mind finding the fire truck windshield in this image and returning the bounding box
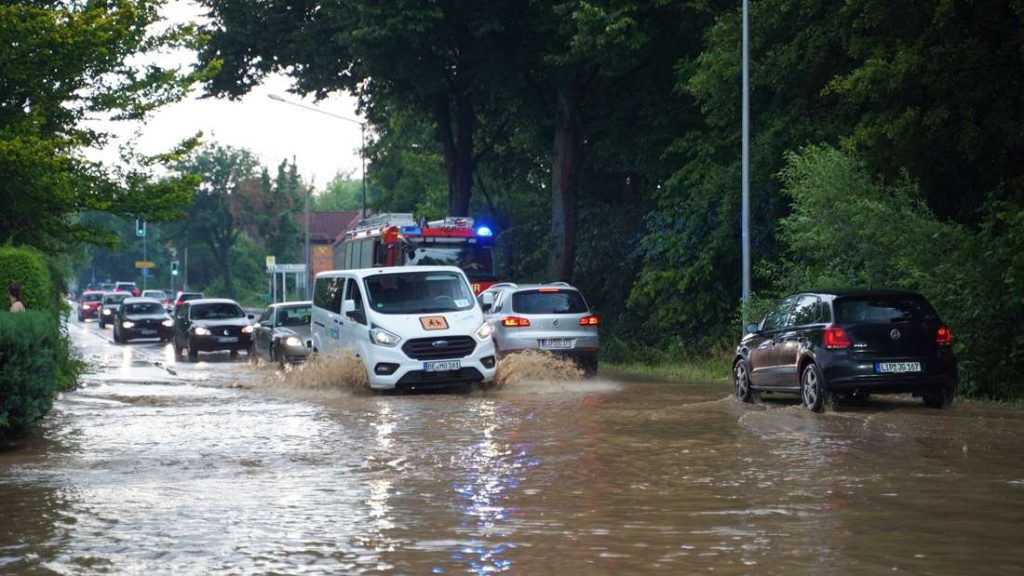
[405,243,495,280]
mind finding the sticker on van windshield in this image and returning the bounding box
[454,299,469,307]
[420,316,449,330]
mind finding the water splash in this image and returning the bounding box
[492,351,582,388]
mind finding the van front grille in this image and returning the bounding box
[402,336,477,360]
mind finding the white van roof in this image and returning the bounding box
[315,266,466,280]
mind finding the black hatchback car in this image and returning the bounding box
[733,290,957,411]
[113,297,173,343]
[173,298,254,362]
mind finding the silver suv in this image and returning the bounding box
[479,282,600,375]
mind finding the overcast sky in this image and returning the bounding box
[89,1,365,191]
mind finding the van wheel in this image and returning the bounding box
[801,362,829,412]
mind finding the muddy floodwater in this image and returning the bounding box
[2,321,1023,575]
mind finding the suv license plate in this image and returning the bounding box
[424,360,461,372]
[876,362,922,374]
[540,338,574,350]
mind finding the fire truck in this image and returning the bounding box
[332,213,499,294]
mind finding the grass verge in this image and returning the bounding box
[603,353,733,384]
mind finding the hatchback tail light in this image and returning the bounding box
[824,326,852,349]
[501,316,531,328]
[579,315,600,326]
[936,326,952,345]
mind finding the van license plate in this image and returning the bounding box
[424,360,461,372]
[875,362,922,374]
[540,338,574,350]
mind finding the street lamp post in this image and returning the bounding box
[741,0,751,328]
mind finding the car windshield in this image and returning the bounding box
[404,242,496,280]
[179,293,202,301]
[365,271,475,314]
[276,306,311,326]
[103,293,128,304]
[834,295,940,323]
[512,289,589,314]
[83,293,103,302]
[142,291,165,298]
[191,303,244,320]
[124,302,165,315]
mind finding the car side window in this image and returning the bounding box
[259,308,273,325]
[345,278,366,324]
[789,295,821,327]
[493,292,505,313]
[762,296,796,332]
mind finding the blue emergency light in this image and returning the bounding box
[476,226,493,237]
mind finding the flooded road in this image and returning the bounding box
[2,320,1023,574]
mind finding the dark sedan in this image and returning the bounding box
[113,298,173,343]
[98,292,130,329]
[250,301,312,367]
[173,298,254,362]
[733,289,957,411]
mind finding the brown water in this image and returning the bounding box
[1,321,1023,574]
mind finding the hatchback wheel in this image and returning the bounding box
[187,338,198,362]
[801,363,829,412]
[733,359,754,403]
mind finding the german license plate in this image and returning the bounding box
[217,336,239,343]
[876,362,922,374]
[423,360,460,372]
[140,329,157,335]
[540,338,574,350]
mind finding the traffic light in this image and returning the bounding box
[135,219,146,237]
[171,260,179,276]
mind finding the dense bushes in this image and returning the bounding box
[0,246,79,437]
[773,146,1024,399]
[0,311,62,435]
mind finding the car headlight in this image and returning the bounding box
[475,321,493,340]
[122,321,135,329]
[162,319,173,327]
[369,324,401,347]
[194,326,211,336]
[284,336,302,347]
[102,309,111,315]
[242,325,254,334]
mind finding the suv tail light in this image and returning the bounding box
[824,326,852,349]
[579,315,600,326]
[501,316,531,328]
[936,326,952,345]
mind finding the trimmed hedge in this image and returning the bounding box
[0,311,61,436]
[0,245,56,316]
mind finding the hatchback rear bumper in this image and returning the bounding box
[822,352,957,393]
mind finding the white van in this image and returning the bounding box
[311,266,497,390]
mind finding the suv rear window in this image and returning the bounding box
[834,294,939,324]
[512,289,588,315]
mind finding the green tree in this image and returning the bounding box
[0,0,207,252]
[314,173,363,212]
[174,145,261,299]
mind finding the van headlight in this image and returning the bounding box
[475,321,493,340]
[194,326,211,336]
[369,324,401,347]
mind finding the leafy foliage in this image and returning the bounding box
[0,312,62,437]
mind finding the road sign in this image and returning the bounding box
[135,261,155,269]
[266,255,276,271]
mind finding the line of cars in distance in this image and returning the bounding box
[75,271,958,410]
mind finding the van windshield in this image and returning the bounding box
[365,271,476,314]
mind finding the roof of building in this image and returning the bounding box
[305,211,362,244]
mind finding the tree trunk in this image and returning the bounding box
[435,90,475,217]
[549,80,583,282]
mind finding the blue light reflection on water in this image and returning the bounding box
[446,401,538,574]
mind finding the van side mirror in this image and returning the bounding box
[745,322,760,335]
[342,299,356,314]
[343,299,366,324]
